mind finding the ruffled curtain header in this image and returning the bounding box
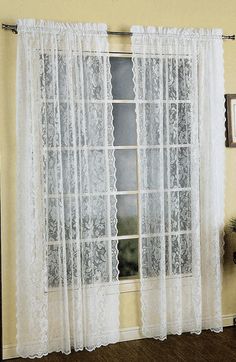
[131,25,223,39]
[17,20,223,38]
[16,19,109,53]
[17,19,108,35]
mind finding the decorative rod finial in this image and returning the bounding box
[2,24,18,34]
[223,34,235,40]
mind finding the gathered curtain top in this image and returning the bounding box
[17,19,108,35]
[131,25,223,39]
[17,20,223,40]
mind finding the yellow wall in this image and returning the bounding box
[1,0,236,350]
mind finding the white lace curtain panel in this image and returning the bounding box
[16,19,120,358]
[16,20,225,358]
[131,26,224,338]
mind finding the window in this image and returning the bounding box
[111,55,193,280]
[42,52,119,289]
[110,56,139,279]
[44,53,193,287]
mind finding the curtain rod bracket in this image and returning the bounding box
[2,24,235,40]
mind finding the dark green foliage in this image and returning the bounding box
[118,239,139,278]
[117,216,138,236]
[227,217,236,233]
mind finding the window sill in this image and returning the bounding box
[119,278,140,293]
[119,274,193,293]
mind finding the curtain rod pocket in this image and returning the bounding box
[1,23,236,40]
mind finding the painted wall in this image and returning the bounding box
[1,0,236,352]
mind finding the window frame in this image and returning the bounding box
[45,50,194,293]
[110,53,140,280]
[109,52,193,288]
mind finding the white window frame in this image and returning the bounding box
[46,50,193,294]
[110,51,193,294]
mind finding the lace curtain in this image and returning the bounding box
[16,19,225,358]
[131,26,224,339]
[16,20,119,358]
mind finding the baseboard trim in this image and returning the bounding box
[3,344,18,360]
[222,313,235,327]
[3,314,235,360]
[119,326,142,342]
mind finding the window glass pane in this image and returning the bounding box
[142,236,169,278]
[178,103,191,144]
[171,234,192,275]
[135,57,161,100]
[48,240,113,288]
[118,239,139,278]
[138,103,161,145]
[169,147,191,189]
[117,195,138,235]
[168,58,177,100]
[169,191,191,232]
[110,57,135,100]
[140,148,161,190]
[113,103,137,146]
[140,193,162,235]
[115,150,137,191]
[167,103,191,146]
[178,58,192,100]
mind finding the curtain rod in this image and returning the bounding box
[2,24,236,40]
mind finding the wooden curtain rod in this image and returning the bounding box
[2,23,236,40]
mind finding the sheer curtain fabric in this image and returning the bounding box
[16,19,225,358]
[131,26,224,339]
[16,19,119,358]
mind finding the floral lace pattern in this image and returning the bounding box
[132,25,224,339]
[15,20,225,356]
[16,20,119,358]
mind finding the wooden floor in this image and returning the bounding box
[12,327,236,361]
